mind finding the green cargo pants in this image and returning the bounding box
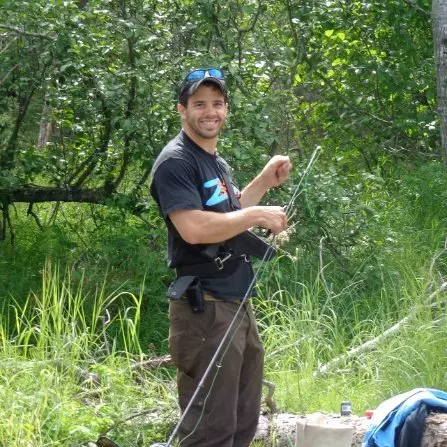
[168,296,264,447]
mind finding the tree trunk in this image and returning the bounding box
[37,104,55,149]
[433,0,447,165]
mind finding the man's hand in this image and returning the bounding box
[240,155,292,208]
[259,155,292,189]
[256,205,287,235]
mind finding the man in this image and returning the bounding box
[150,67,291,447]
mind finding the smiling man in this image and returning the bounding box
[150,68,291,447]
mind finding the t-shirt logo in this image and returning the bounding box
[204,178,228,206]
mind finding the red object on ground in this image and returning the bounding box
[364,410,374,419]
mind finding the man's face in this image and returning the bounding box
[178,84,228,141]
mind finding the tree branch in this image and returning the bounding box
[0,204,5,241]
[0,36,18,55]
[47,202,61,226]
[66,148,102,184]
[2,88,38,169]
[0,186,146,215]
[232,0,264,34]
[210,5,229,54]
[404,0,431,16]
[0,64,19,87]
[27,203,44,230]
[0,203,14,244]
[0,187,110,205]
[72,98,113,189]
[314,282,447,377]
[113,35,137,189]
[135,168,152,191]
[319,236,332,296]
[0,24,55,40]
[1,57,52,169]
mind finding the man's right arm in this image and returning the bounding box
[152,156,287,245]
[169,206,287,245]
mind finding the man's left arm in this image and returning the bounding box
[239,155,292,208]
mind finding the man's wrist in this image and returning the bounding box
[241,206,266,228]
[253,172,271,192]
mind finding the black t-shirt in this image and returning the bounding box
[150,131,254,299]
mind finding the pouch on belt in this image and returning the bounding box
[167,276,204,313]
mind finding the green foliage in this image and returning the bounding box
[1,0,446,444]
[0,0,437,207]
[256,161,447,415]
[257,277,447,415]
[0,261,176,446]
[0,201,171,350]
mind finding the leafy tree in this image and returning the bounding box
[0,0,439,249]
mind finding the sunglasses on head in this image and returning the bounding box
[184,68,225,83]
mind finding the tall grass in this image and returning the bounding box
[256,168,447,417]
[0,261,176,447]
[257,261,447,415]
[2,162,447,445]
[0,202,172,351]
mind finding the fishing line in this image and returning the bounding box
[284,146,321,216]
[152,146,321,447]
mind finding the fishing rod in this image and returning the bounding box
[151,146,321,447]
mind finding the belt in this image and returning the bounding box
[176,254,251,278]
[203,292,243,304]
[174,292,243,304]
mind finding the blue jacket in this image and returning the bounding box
[362,388,447,447]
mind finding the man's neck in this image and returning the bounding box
[182,128,217,154]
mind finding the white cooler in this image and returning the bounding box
[296,413,354,447]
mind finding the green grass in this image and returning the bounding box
[2,162,447,445]
[0,261,177,446]
[256,249,447,417]
[5,258,445,445]
[0,202,172,351]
